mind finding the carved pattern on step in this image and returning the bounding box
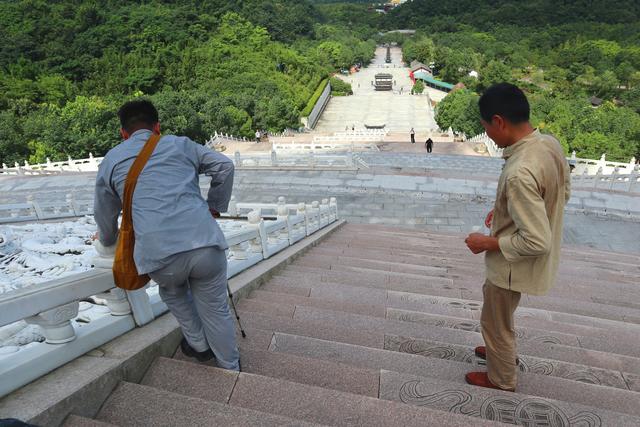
[518,359,556,375]
[393,338,473,363]
[563,371,602,385]
[398,381,602,427]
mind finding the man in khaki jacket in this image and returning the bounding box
[464,83,571,391]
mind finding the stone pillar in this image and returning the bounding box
[24,302,80,344]
[271,150,277,166]
[234,151,241,167]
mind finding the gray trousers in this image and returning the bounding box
[149,246,240,370]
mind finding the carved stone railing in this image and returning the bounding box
[0,197,339,397]
[0,154,103,175]
[0,194,93,224]
[273,141,379,154]
[466,132,639,176]
[571,169,640,192]
[232,151,365,170]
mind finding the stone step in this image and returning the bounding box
[384,334,639,392]
[271,272,461,299]
[293,253,450,276]
[238,299,640,381]
[253,285,583,348]
[266,276,640,342]
[380,370,640,426]
[261,279,640,357]
[388,307,640,359]
[386,290,640,333]
[238,348,380,397]
[237,310,383,348]
[96,381,319,426]
[143,356,501,426]
[269,332,640,418]
[62,415,118,427]
[308,246,473,267]
[248,289,386,317]
[261,277,608,342]
[293,253,640,309]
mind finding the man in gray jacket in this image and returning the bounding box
[94,100,240,371]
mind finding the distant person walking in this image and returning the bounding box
[464,83,570,391]
[94,100,240,371]
[425,137,433,153]
[410,128,415,144]
[255,130,261,143]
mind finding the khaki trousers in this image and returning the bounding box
[480,281,522,390]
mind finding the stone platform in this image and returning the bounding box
[60,223,640,426]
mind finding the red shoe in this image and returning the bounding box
[465,371,515,392]
[474,346,520,365]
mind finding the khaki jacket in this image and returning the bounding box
[485,130,571,295]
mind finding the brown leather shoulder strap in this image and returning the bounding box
[121,133,161,229]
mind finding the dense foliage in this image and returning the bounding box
[0,0,375,163]
[386,0,640,161]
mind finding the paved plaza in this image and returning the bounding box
[314,46,439,134]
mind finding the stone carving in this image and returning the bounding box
[391,337,473,363]
[399,381,603,426]
[518,359,555,375]
[24,301,79,344]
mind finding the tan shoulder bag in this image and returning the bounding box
[113,133,161,290]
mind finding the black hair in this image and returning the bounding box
[478,83,530,124]
[117,99,159,132]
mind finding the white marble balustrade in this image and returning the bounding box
[0,196,339,398]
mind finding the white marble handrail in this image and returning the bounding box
[466,132,638,176]
[231,151,366,170]
[0,194,93,224]
[0,197,339,397]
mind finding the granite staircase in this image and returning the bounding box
[66,223,640,426]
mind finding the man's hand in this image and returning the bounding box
[210,208,221,218]
[465,233,500,254]
[92,232,99,241]
[484,209,494,229]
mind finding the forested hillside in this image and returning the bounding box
[2,0,639,164]
[384,0,640,161]
[0,0,374,163]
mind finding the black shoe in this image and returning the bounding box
[180,338,215,362]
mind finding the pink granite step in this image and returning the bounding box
[270,332,640,418]
[380,370,640,426]
[62,415,117,427]
[141,357,501,426]
[96,381,319,426]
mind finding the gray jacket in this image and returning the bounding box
[94,129,234,274]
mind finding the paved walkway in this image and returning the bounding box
[314,46,440,133]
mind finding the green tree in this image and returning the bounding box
[435,89,482,137]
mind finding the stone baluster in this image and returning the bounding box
[24,302,80,344]
[98,287,132,316]
[234,151,241,167]
[330,197,339,220]
[595,167,603,189]
[271,150,277,166]
[629,168,638,193]
[228,195,237,216]
[27,194,43,219]
[247,210,266,256]
[320,199,329,225]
